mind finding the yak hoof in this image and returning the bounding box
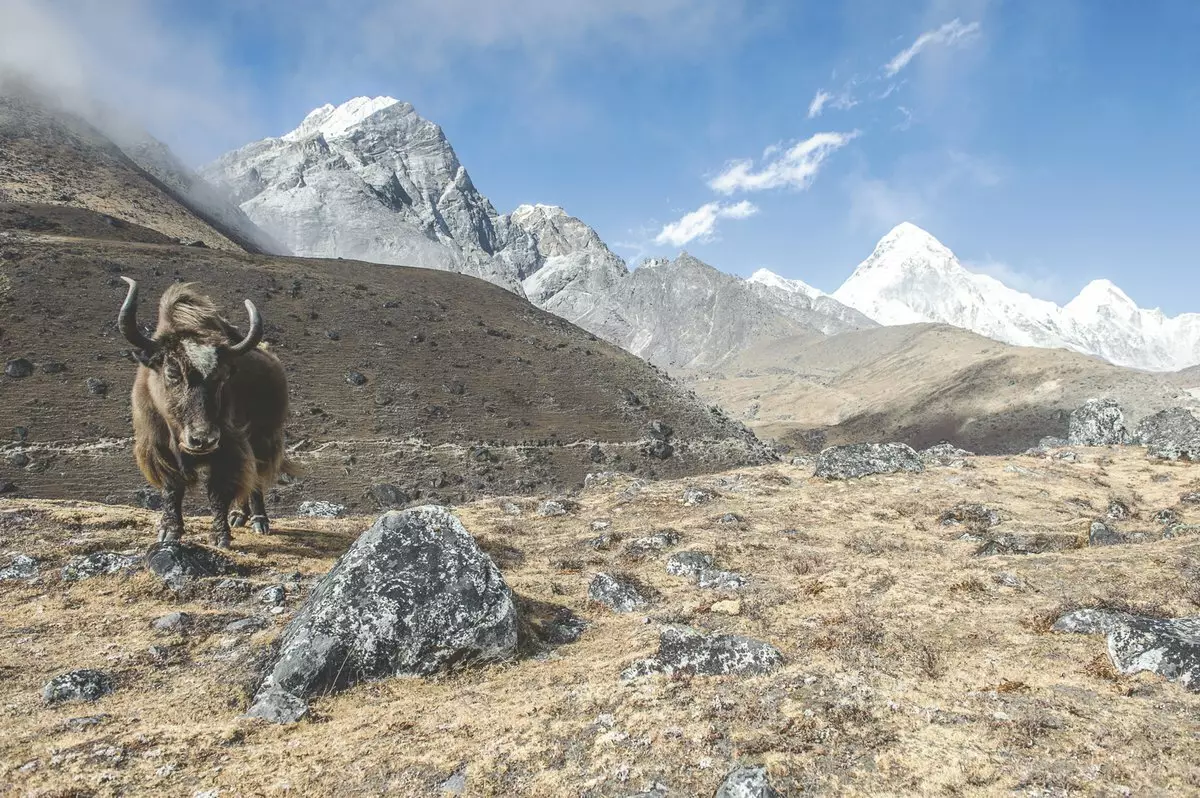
[229,511,248,528]
[250,515,270,535]
[156,523,183,543]
[212,531,232,549]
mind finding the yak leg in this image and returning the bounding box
[248,489,270,535]
[155,482,186,542]
[229,500,250,528]
[206,472,241,550]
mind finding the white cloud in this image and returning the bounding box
[709,131,860,195]
[654,200,758,247]
[884,18,981,77]
[964,259,1066,302]
[845,176,929,233]
[807,89,832,118]
[894,105,913,131]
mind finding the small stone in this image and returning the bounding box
[297,500,345,518]
[643,439,674,460]
[7,452,29,467]
[1181,492,1200,505]
[681,488,714,507]
[42,670,113,705]
[718,513,744,525]
[622,626,783,680]
[258,585,286,606]
[325,330,341,340]
[714,765,780,798]
[666,551,715,579]
[346,370,367,386]
[0,481,16,495]
[152,612,192,633]
[919,442,974,468]
[5,358,34,378]
[1088,520,1124,546]
[86,377,108,397]
[647,420,674,441]
[939,503,1001,531]
[623,530,681,560]
[589,533,618,551]
[537,500,568,517]
[588,573,654,613]
[41,361,66,374]
[590,519,612,531]
[1154,509,1181,526]
[61,551,143,582]
[224,616,270,634]
[1107,500,1130,520]
[370,484,408,508]
[0,553,38,581]
[145,541,235,588]
[710,599,741,616]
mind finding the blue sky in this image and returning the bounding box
[4,0,1199,313]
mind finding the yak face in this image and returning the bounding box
[144,336,238,455]
[117,277,263,457]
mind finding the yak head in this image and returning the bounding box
[117,277,262,456]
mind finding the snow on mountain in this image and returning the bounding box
[200,97,529,293]
[833,222,1200,371]
[748,268,825,299]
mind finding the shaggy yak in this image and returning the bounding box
[116,277,295,548]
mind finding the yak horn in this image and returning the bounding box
[117,277,158,353]
[227,299,263,356]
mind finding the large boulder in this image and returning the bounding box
[1053,609,1200,691]
[145,542,235,589]
[1067,398,1129,446]
[1134,408,1200,461]
[247,506,519,723]
[814,443,924,480]
[622,625,783,680]
[588,573,655,613]
[42,669,113,705]
[714,766,781,798]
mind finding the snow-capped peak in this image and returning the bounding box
[282,96,400,142]
[1066,278,1137,312]
[747,268,825,299]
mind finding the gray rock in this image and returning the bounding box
[0,553,38,581]
[939,503,1001,531]
[86,377,108,396]
[246,506,518,723]
[1053,609,1200,691]
[714,766,780,798]
[583,471,621,490]
[1154,509,1182,526]
[623,625,783,680]
[151,612,192,633]
[42,670,113,705]
[297,500,345,518]
[0,480,16,494]
[682,487,714,506]
[623,530,681,560]
[145,541,235,588]
[41,360,66,374]
[643,439,675,460]
[697,569,748,591]
[1067,398,1129,446]
[1107,499,1130,520]
[259,585,287,605]
[972,533,1081,556]
[1088,520,1124,546]
[4,358,34,378]
[370,484,409,508]
[7,452,29,467]
[665,551,715,579]
[588,572,654,613]
[814,442,924,480]
[537,500,568,517]
[1135,408,1200,461]
[61,551,143,582]
[647,420,674,441]
[1039,436,1069,449]
[346,370,368,386]
[919,442,974,468]
[131,487,163,510]
[1182,492,1200,505]
[718,513,744,525]
[225,616,270,634]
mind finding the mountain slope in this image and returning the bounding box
[832,223,1200,371]
[201,97,528,293]
[686,321,1200,454]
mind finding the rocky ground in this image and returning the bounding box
[3,445,1200,796]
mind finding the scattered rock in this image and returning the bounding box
[665,551,715,579]
[85,378,108,397]
[370,484,408,508]
[682,487,714,506]
[972,533,1081,556]
[622,626,783,680]
[698,569,748,591]
[297,500,345,518]
[7,452,29,467]
[714,765,781,798]
[647,420,674,441]
[1067,398,1129,446]
[588,573,655,613]
[247,507,519,723]
[42,670,113,705]
[1107,499,1130,520]
[1164,524,1200,540]
[919,442,974,468]
[345,370,367,386]
[41,360,66,374]
[1053,609,1200,691]
[151,612,192,633]
[590,519,612,531]
[500,501,521,516]
[587,443,605,463]
[939,503,1001,532]
[131,487,163,510]
[145,541,234,588]
[584,472,622,490]
[4,358,34,378]
[588,533,618,551]
[718,513,744,525]
[0,553,38,581]
[1133,407,1200,461]
[61,551,143,582]
[1039,436,1069,449]
[0,480,16,494]
[623,530,681,560]
[1088,520,1124,547]
[642,439,674,460]
[814,442,924,480]
[710,599,741,616]
[259,585,287,606]
[537,500,568,517]
[1182,492,1200,505]
[225,616,270,634]
[1154,509,1182,526]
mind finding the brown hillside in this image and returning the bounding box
[0,212,769,512]
[684,323,1199,455]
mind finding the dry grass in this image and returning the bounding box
[3,448,1200,796]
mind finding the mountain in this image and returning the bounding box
[832,222,1200,371]
[200,96,530,293]
[568,253,876,371]
[748,268,825,299]
[687,321,1200,454]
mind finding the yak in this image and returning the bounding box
[117,276,294,548]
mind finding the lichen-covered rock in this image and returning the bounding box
[1134,408,1200,461]
[4,358,34,378]
[1182,492,1200,505]
[622,625,783,680]
[298,500,345,518]
[151,612,192,633]
[61,551,143,582]
[681,487,715,506]
[665,551,746,591]
[714,766,781,798]
[42,670,113,705]
[972,533,1081,556]
[537,499,569,517]
[919,442,974,468]
[588,572,654,613]
[623,530,681,560]
[145,541,235,589]
[939,503,1001,531]
[814,443,924,480]
[0,553,38,582]
[370,484,409,508]
[1067,398,1129,446]
[1106,499,1130,520]
[1088,520,1124,546]
[1053,609,1200,691]
[247,506,518,723]
[1154,509,1182,526]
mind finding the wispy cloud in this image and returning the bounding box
[709,131,860,194]
[884,18,981,77]
[964,259,1067,302]
[654,200,758,247]
[807,89,832,118]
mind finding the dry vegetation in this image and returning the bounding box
[3,448,1200,796]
